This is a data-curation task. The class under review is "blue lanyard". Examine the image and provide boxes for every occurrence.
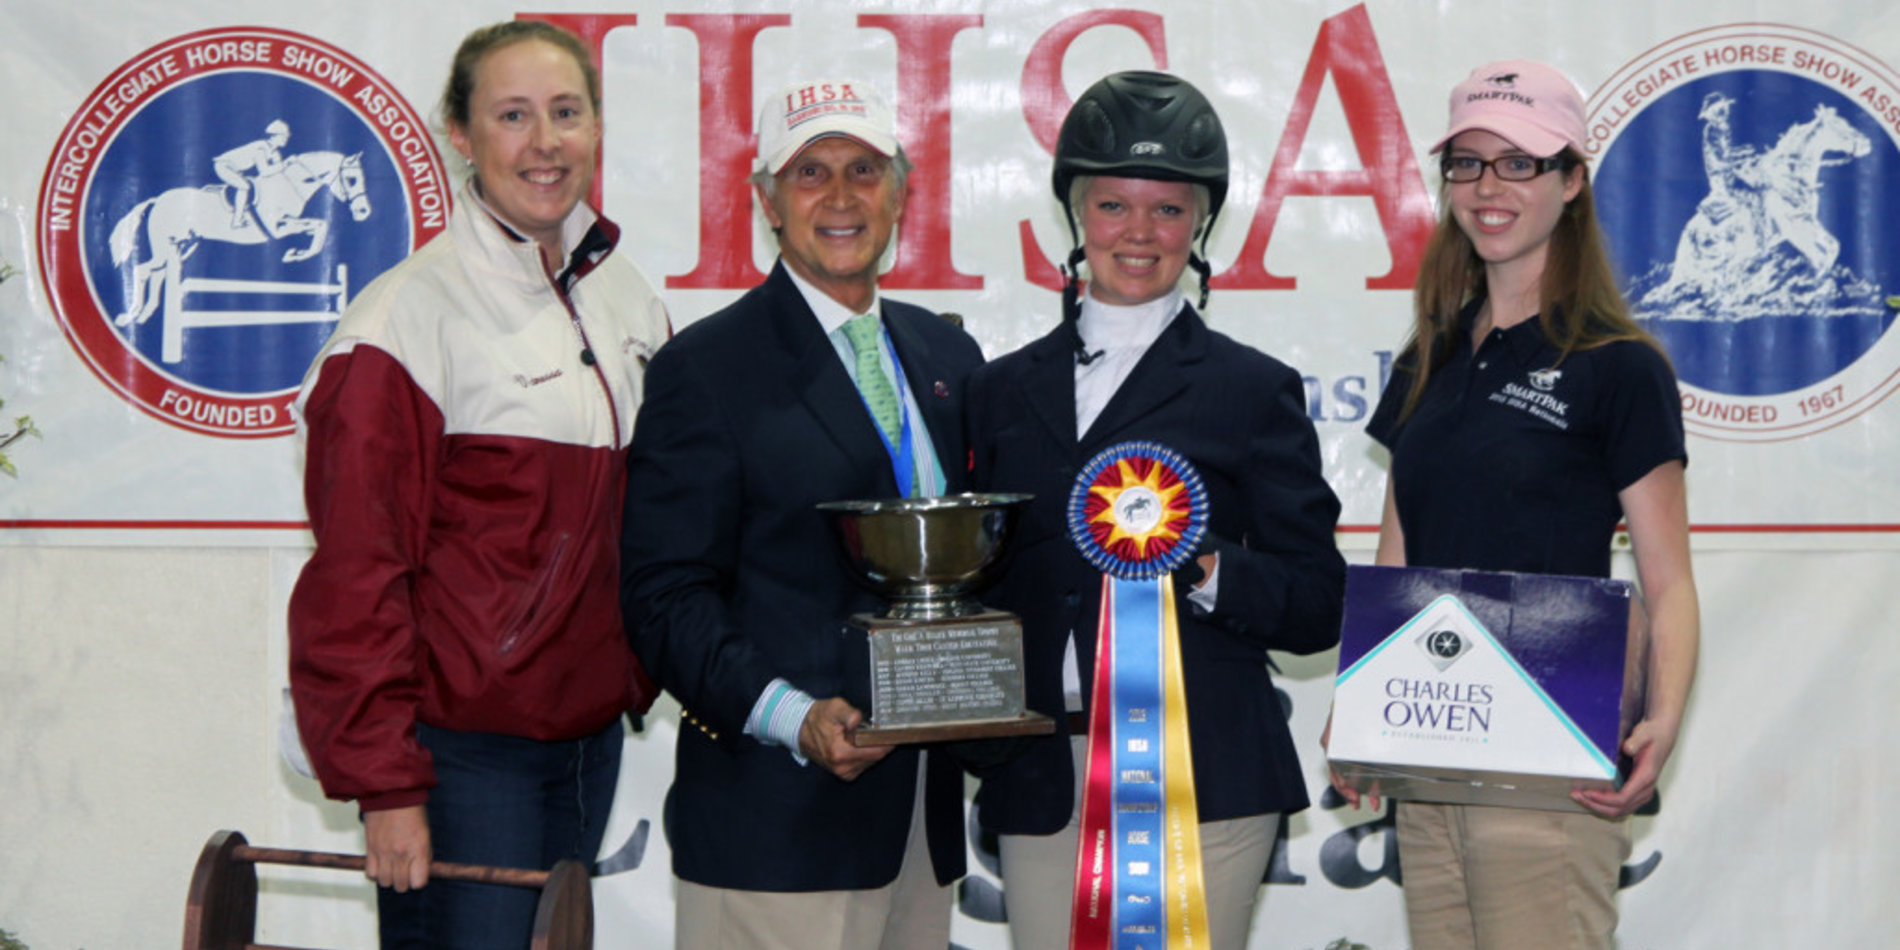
[863,323,918,497]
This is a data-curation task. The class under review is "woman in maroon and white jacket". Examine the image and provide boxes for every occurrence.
[287,20,669,949]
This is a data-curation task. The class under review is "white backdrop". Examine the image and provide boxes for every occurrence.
[2,1,1897,948]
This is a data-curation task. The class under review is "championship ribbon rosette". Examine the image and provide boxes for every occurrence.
[1065,441,1211,950]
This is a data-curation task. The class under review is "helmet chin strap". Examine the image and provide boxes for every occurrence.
[1064,201,1214,362]
[1060,245,1104,365]
[1188,252,1212,313]
[1189,217,1217,313]
[1066,243,1209,365]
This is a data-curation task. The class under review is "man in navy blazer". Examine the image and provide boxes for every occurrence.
[621,78,981,950]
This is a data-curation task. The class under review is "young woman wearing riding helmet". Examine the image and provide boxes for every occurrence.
[964,70,1346,950]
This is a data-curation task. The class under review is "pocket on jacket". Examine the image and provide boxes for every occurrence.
[498,532,571,656]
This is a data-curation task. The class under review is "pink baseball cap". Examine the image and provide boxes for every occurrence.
[1430,59,1587,158]
[756,78,900,175]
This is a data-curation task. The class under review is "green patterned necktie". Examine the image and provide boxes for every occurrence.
[842,312,903,449]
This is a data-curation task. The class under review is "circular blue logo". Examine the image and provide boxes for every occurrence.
[86,73,414,393]
[1590,26,1900,439]
[40,28,448,437]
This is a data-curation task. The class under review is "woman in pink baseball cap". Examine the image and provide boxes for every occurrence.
[1340,59,1702,950]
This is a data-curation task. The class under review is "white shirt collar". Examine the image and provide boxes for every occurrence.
[782,263,882,335]
[1077,288,1185,355]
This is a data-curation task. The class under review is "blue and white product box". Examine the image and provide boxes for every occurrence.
[1329,564,1646,812]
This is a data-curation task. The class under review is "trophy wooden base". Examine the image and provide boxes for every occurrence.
[849,710,1054,746]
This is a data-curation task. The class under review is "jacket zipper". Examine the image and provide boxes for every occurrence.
[542,252,623,450]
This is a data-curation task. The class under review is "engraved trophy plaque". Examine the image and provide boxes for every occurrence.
[818,493,1056,745]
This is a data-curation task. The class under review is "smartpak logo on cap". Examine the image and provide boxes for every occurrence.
[1431,58,1588,158]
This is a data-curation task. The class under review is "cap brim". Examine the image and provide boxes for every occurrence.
[1430,119,1570,158]
[762,130,900,175]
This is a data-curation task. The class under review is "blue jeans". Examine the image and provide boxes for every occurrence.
[376,719,623,950]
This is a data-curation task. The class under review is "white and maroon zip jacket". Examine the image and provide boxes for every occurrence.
[289,181,669,813]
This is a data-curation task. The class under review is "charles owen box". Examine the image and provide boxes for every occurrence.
[1328,564,1646,812]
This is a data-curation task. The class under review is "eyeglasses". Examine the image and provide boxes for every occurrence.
[1440,154,1572,183]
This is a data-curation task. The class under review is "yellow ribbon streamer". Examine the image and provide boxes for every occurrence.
[1158,574,1210,947]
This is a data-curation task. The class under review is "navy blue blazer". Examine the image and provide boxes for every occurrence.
[621,262,983,890]
[966,305,1345,835]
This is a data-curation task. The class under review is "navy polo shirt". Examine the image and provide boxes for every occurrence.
[1367,302,1686,579]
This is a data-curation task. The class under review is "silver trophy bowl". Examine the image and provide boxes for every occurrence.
[818,492,1032,620]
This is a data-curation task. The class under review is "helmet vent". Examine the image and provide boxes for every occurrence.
[1126,90,1175,113]
[1181,114,1221,161]
[1075,99,1116,157]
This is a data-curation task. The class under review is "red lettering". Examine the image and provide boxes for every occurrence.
[1016,10,1168,291]
[664,14,791,290]
[862,13,986,290]
[1214,4,1434,292]
[515,13,639,212]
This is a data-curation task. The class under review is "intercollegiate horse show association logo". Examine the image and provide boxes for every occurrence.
[1590,23,1900,442]
[38,27,448,438]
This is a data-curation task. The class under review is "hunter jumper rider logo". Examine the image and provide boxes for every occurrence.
[38,27,447,438]
[1589,23,1900,442]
